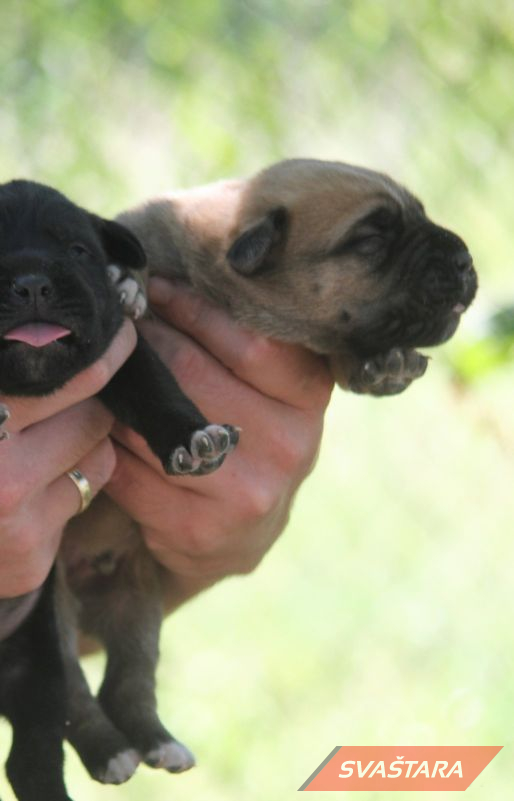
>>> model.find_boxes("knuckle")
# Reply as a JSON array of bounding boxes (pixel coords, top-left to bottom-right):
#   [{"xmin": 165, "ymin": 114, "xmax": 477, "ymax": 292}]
[
  {"xmin": 90, "ymin": 439, "xmax": 117, "ymax": 487},
  {"xmin": 171, "ymin": 343, "xmax": 206, "ymax": 387},
  {"xmin": 232, "ymin": 552, "xmax": 264, "ymax": 576},
  {"xmin": 99, "ymin": 440, "xmax": 117, "ymax": 483},
  {"xmin": 82, "ymin": 357, "xmax": 113, "ymax": 393},
  {"xmin": 237, "ymin": 480, "xmax": 278, "ymax": 521},
  {"xmin": 76, "ymin": 400, "xmax": 112, "ymax": 440},
  {"xmin": 183, "ymin": 525, "xmax": 225, "ymax": 560},
  {"xmin": 276, "ymin": 432, "xmax": 310, "ymax": 474},
  {"xmin": 241, "ymin": 335, "xmax": 276, "ymax": 370},
  {"xmin": 268, "ymin": 422, "xmax": 321, "ymax": 478},
  {"xmin": 179, "ymin": 292, "xmax": 207, "ymax": 329}
]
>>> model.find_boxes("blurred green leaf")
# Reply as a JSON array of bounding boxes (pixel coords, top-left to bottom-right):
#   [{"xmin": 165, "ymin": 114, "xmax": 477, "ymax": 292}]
[{"xmin": 447, "ymin": 306, "xmax": 514, "ymax": 383}]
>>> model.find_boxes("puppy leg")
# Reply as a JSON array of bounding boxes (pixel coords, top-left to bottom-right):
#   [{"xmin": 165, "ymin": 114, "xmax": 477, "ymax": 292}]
[
  {"xmin": 61, "ymin": 645, "xmax": 141, "ymax": 783},
  {"xmin": 81, "ymin": 550, "xmax": 195, "ymax": 773},
  {"xmin": 55, "ymin": 566, "xmax": 140, "ymax": 785},
  {"xmin": 99, "ymin": 332, "xmax": 239, "ymax": 475},
  {"xmin": 2, "ymin": 571, "xmax": 72, "ymax": 801}
]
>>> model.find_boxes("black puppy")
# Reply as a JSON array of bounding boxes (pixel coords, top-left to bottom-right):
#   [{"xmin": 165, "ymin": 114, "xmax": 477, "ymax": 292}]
[{"xmin": 0, "ymin": 180, "xmax": 236, "ymax": 801}]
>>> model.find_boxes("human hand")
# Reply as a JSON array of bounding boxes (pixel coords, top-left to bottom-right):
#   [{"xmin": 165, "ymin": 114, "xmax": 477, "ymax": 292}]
[
  {"xmin": 106, "ymin": 279, "xmax": 333, "ymax": 607},
  {"xmin": 0, "ymin": 320, "xmax": 136, "ymax": 599}
]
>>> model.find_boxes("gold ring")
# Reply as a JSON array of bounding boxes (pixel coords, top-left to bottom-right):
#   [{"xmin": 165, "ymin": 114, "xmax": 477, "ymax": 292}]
[{"xmin": 67, "ymin": 468, "xmax": 92, "ymax": 514}]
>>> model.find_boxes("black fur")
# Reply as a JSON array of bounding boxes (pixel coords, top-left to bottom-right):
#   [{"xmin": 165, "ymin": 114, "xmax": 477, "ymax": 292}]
[
  {"xmin": 0, "ymin": 180, "xmax": 220, "ymax": 801},
  {"xmin": 0, "ymin": 570, "xmax": 71, "ymax": 801},
  {"xmin": 346, "ymin": 214, "xmax": 477, "ymax": 358}
]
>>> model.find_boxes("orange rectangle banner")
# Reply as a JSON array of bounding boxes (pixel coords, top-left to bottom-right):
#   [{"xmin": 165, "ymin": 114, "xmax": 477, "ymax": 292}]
[{"xmin": 299, "ymin": 745, "xmax": 503, "ymax": 791}]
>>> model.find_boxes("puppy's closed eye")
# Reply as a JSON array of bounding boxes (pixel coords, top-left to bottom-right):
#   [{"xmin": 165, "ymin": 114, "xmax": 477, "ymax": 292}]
[
  {"xmin": 69, "ymin": 242, "xmax": 92, "ymax": 260},
  {"xmin": 332, "ymin": 205, "xmax": 401, "ymax": 258},
  {"xmin": 344, "ymin": 232, "xmax": 387, "ymax": 257}
]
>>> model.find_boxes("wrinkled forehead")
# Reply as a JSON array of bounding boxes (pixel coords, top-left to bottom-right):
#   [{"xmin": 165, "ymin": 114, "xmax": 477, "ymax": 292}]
[
  {"xmin": 245, "ymin": 159, "xmax": 421, "ymax": 225},
  {"xmin": 0, "ymin": 187, "xmax": 93, "ymax": 248}
]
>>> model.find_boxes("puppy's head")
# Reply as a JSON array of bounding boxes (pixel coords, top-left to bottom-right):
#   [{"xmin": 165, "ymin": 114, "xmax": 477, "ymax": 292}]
[
  {"xmin": 0, "ymin": 180, "xmax": 145, "ymax": 395},
  {"xmin": 224, "ymin": 159, "xmax": 477, "ymax": 366}
]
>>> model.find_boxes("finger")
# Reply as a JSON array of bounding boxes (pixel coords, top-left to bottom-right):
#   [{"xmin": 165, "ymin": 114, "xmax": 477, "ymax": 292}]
[
  {"xmin": 42, "ymin": 437, "xmax": 117, "ymax": 522},
  {"xmin": 107, "ymin": 433, "xmax": 262, "ymax": 532},
  {"xmin": 106, "ymin": 442, "xmax": 244, "ymax": 555},
  {"xmin": 2, "ymin": 319, "xmax": 137, "ymax": 433},
  {"xmin": 107, "ymin": 444, "xmax": 284, "ymax": 579},
  {"xmin": 2, "ymin": 439, "xmax": 116, "ymax": 596},
  {"xmin": 110, "ymin": 319, "xmax": 319, "ymax": 479},
  {"xmin": 146, "ymin": 278, "xmax": 333, "ymax": 410},
  {"xmin": 6, "ymin": 398, "xmax": 114, "ymax": 495},
  {"xmin": 111, "ymin": 315, "xmax": 324, "ymax": 487},
  {"xmin": 106, "ymin": 441, "xmax": 200, "ymax": 531},
  {"xmin": 131, "ymin": 317, "xmax": 269, "ymax": 419}
]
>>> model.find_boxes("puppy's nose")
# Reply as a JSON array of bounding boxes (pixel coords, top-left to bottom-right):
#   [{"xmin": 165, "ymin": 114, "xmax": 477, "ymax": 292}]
[
  {"xmin": 452, "ymin": 248, "xmax": 477, "ymax": 306},
  {"xmin": 453, "ymin": 249, "xmax": 473, "ymax": 273},
  {"xmin": 11, "ymin": 274, "xmax": 53, "ymax": 304}
]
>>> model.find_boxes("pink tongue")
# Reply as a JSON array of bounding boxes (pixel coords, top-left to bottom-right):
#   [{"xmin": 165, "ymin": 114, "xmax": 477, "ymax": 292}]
[{"xmin": 4, "ymin": 323, "xmax": 71, "ymax": 348}]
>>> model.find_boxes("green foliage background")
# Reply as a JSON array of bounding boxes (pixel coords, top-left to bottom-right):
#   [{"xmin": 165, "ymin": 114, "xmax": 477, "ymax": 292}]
[{"xmin": 0, "ymin": 2, "xmax": 513, "ymax": 799}]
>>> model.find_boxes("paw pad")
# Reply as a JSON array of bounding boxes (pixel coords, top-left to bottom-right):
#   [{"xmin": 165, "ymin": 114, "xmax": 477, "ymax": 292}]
[
  {"xmin": 168, "ymin": 424, "xmax": 240, "ymax": 476},
  {"xmin": 95, "ymin": 748, "xmax": 140, "ymax": 785},
  {"xmin": 355, "ymin": 348, "xmax": 428, "ymax": 396},
  {"xmin": 144, "ymin": 739, "xmax": 196, "ymax": 773}
]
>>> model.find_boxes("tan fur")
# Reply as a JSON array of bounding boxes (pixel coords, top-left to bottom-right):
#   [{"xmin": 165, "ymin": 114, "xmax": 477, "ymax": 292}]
[{"xmin": 118, "ymin": 159, "xmax": 415, "ymax": 356}]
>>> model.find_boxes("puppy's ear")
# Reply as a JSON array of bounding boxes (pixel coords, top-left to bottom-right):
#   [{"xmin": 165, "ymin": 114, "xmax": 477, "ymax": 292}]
[
  {"xmin": 227, "ymin": 207, "xmax": 288, "ymax": 276},
  {"xmin": 93, "ymin": 216, "xmax": 147, "ymax": 270}
]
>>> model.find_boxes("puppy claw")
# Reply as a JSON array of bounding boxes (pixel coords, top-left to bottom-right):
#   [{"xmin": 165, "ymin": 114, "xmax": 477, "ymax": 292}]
[
  {"xmin": 107, "ymin": 264, "xmax": 122, "ymax": 283},
  {"xmin": 0, "ymin": 403, "xmax": 10, "ymax": 441},
  {"xmin": 202, "ymin": 424, "xmax": 230, "ymax": 455},
  {"xmin": 408, "ymin": 350, "xmax": 429, "ymax": 377},
  {"xmin": 362, "ymin": 360, "xmax": 379, "ymax": 385},
  {"xmin": 0, "ymin": 403, "xmax": 10, "ymax": 426},
  {"xmin": 170, "ymin": 447, "xmax": 196, "ymax": 475},
  {"xmin": 95, "ymin": 748, "xmax": 140, "ymax": 785},
  {"xmin": 384, "ymin": 347, "xmax": 404, "ymax": 375},
  {"xmin": 206, "ymin": 423, "xmax": 241, "ymax": 452},
  {"xmin": 191, "ymin": 431, "xmax": 217, "ymax": 460},
  {"xmin": 144, "ymin": 740, "xmax": 196, "ymax": 773}
]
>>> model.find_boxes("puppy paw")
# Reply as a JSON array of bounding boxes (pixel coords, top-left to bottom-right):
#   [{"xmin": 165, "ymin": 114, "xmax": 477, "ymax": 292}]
[
  {"xmin": 107, "ymin": 264, "xmax": 147, "ymax": 320},
  {"xmin": 352, "ymin": 348, "xmax": 428, "ymax": 396},
  {"xmin": 0, "ymin": 403, "xmax": 10, "ymax": 441},
  {"xmin": 144, "ymin": 739, "xmax": 196, "ymax": 773},
  {"xmin": 94, "ymin": 748, "xmax": 140, "ymax": 785},
  {"xmin": 167, "ymin": 424, "xmax": 240, "ymax": 476}
]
